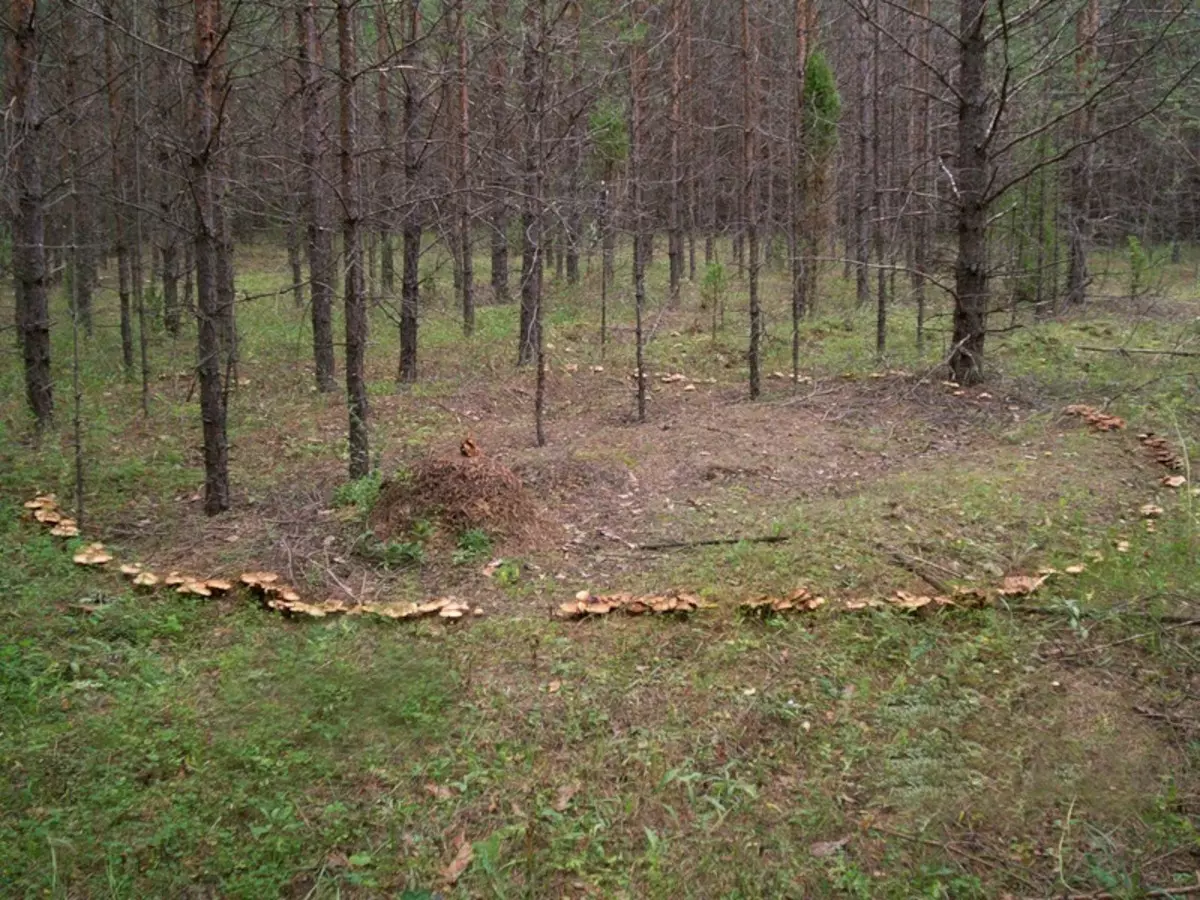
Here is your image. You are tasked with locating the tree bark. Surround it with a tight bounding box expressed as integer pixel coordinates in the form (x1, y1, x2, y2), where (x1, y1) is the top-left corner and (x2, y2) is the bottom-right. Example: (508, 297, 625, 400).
(742, 0, 761, 399)
(791, 0, 809, 383)
(398, 0, 422, 383)
(854, 10, 871, 310)
(872, 0, 886, 359)
(192, 0, 230, 514)
(488, 0, 511, 304)
(458, 0, 475, 335)
(376, 1, 395, 296)
(338, 0, 370, 479)
(632, 0, 649, 420)
(949, 0, 990, 386)
(517, 0, 542, 370)
(8, 0, 52, 429)
(64, 3, 94, 339)
(1065, 0, 1099, 307)
(910, 0, 931, 352)
(103, 1, 135, 376)
(153, 0, 181, 337)
(298, 0, 337, 392)
(667, 0, 685, 307)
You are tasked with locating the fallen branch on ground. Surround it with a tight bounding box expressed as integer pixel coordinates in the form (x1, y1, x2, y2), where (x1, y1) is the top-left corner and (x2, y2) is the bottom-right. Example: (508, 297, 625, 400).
(1023, 879, 1200, 899)
(1076, 345, 1200, 358)
(637, 534, 791, 551)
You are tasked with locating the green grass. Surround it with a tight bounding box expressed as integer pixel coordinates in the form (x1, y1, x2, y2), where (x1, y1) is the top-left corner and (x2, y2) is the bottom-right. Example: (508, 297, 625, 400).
(3, 238, 1200, 896)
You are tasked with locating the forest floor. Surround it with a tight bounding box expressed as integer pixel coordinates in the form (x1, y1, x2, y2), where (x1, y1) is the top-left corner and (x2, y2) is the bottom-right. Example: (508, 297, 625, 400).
(4, 242, 1200, 898)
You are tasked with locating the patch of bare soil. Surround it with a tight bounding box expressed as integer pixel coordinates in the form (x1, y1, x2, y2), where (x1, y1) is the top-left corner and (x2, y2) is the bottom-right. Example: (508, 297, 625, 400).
(440, 369, 1043, 551)
(87, 359, 1152, 617)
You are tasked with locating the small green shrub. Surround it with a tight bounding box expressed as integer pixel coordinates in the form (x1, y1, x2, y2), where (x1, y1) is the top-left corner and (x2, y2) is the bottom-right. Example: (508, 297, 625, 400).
(332, 471, 383, 512)
(452, 528, 492, 565)
(374, 540, 425, 570)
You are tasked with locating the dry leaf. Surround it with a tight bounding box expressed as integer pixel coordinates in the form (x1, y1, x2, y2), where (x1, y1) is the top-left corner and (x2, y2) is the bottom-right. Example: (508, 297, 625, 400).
(810, 836, 851, 858)
(441, 837, 474, 886)
(547, 680, 561, 694)
(424, 783, 454, 801)
(553, 781, 581, 812)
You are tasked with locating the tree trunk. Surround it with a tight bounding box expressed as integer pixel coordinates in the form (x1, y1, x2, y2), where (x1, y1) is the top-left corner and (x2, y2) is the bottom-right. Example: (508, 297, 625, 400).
(854, 11, 871, 310)
(949, 0, 990, 386)
(910, 0, 931, 352)
(376, 1, 395, 297)
(1065, 0, 1099, 307)
(518, 0, 548, 442)
(215, 201, 237, 374)
(517, 1, 542, 370)
(64, 3, 94, 339)
(742, 0, 761, 399)
(872, 0, 886, 358)
(162, 244, 180, 333)
(286, 220, 304, 307)
(398, 0, 422, 383)
(8, 0, 52, 429)
(488, 0, 511, 304)
(299, 0, 337, 391)
(565, 8, 582, 289)
(458, 0, 475, 335)
(338, 0, 370, 478)
(103, 2, 135, 376)
(152, 0, 181, 337)
(192, 0, 230, 514)
(791, 0, 809, 382)
(667, 0, 685, 307)
(632, 0, 649, 420)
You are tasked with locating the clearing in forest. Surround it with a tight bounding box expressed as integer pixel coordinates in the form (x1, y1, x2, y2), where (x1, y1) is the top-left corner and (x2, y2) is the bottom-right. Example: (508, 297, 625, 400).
(4, 247, 1200, 898)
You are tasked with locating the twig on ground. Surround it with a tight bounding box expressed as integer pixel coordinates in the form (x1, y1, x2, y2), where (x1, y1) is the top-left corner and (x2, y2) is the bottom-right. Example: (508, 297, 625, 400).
(1012, 606, 1200, 626)
(1076, 345, 1200, 358)
(1059, 617, 1200, 658)
(880, 543, 958, 594)
(637, 534, 791, 551)
(873, 825, 1042, 894)
(1024, 879, 1200, 899)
